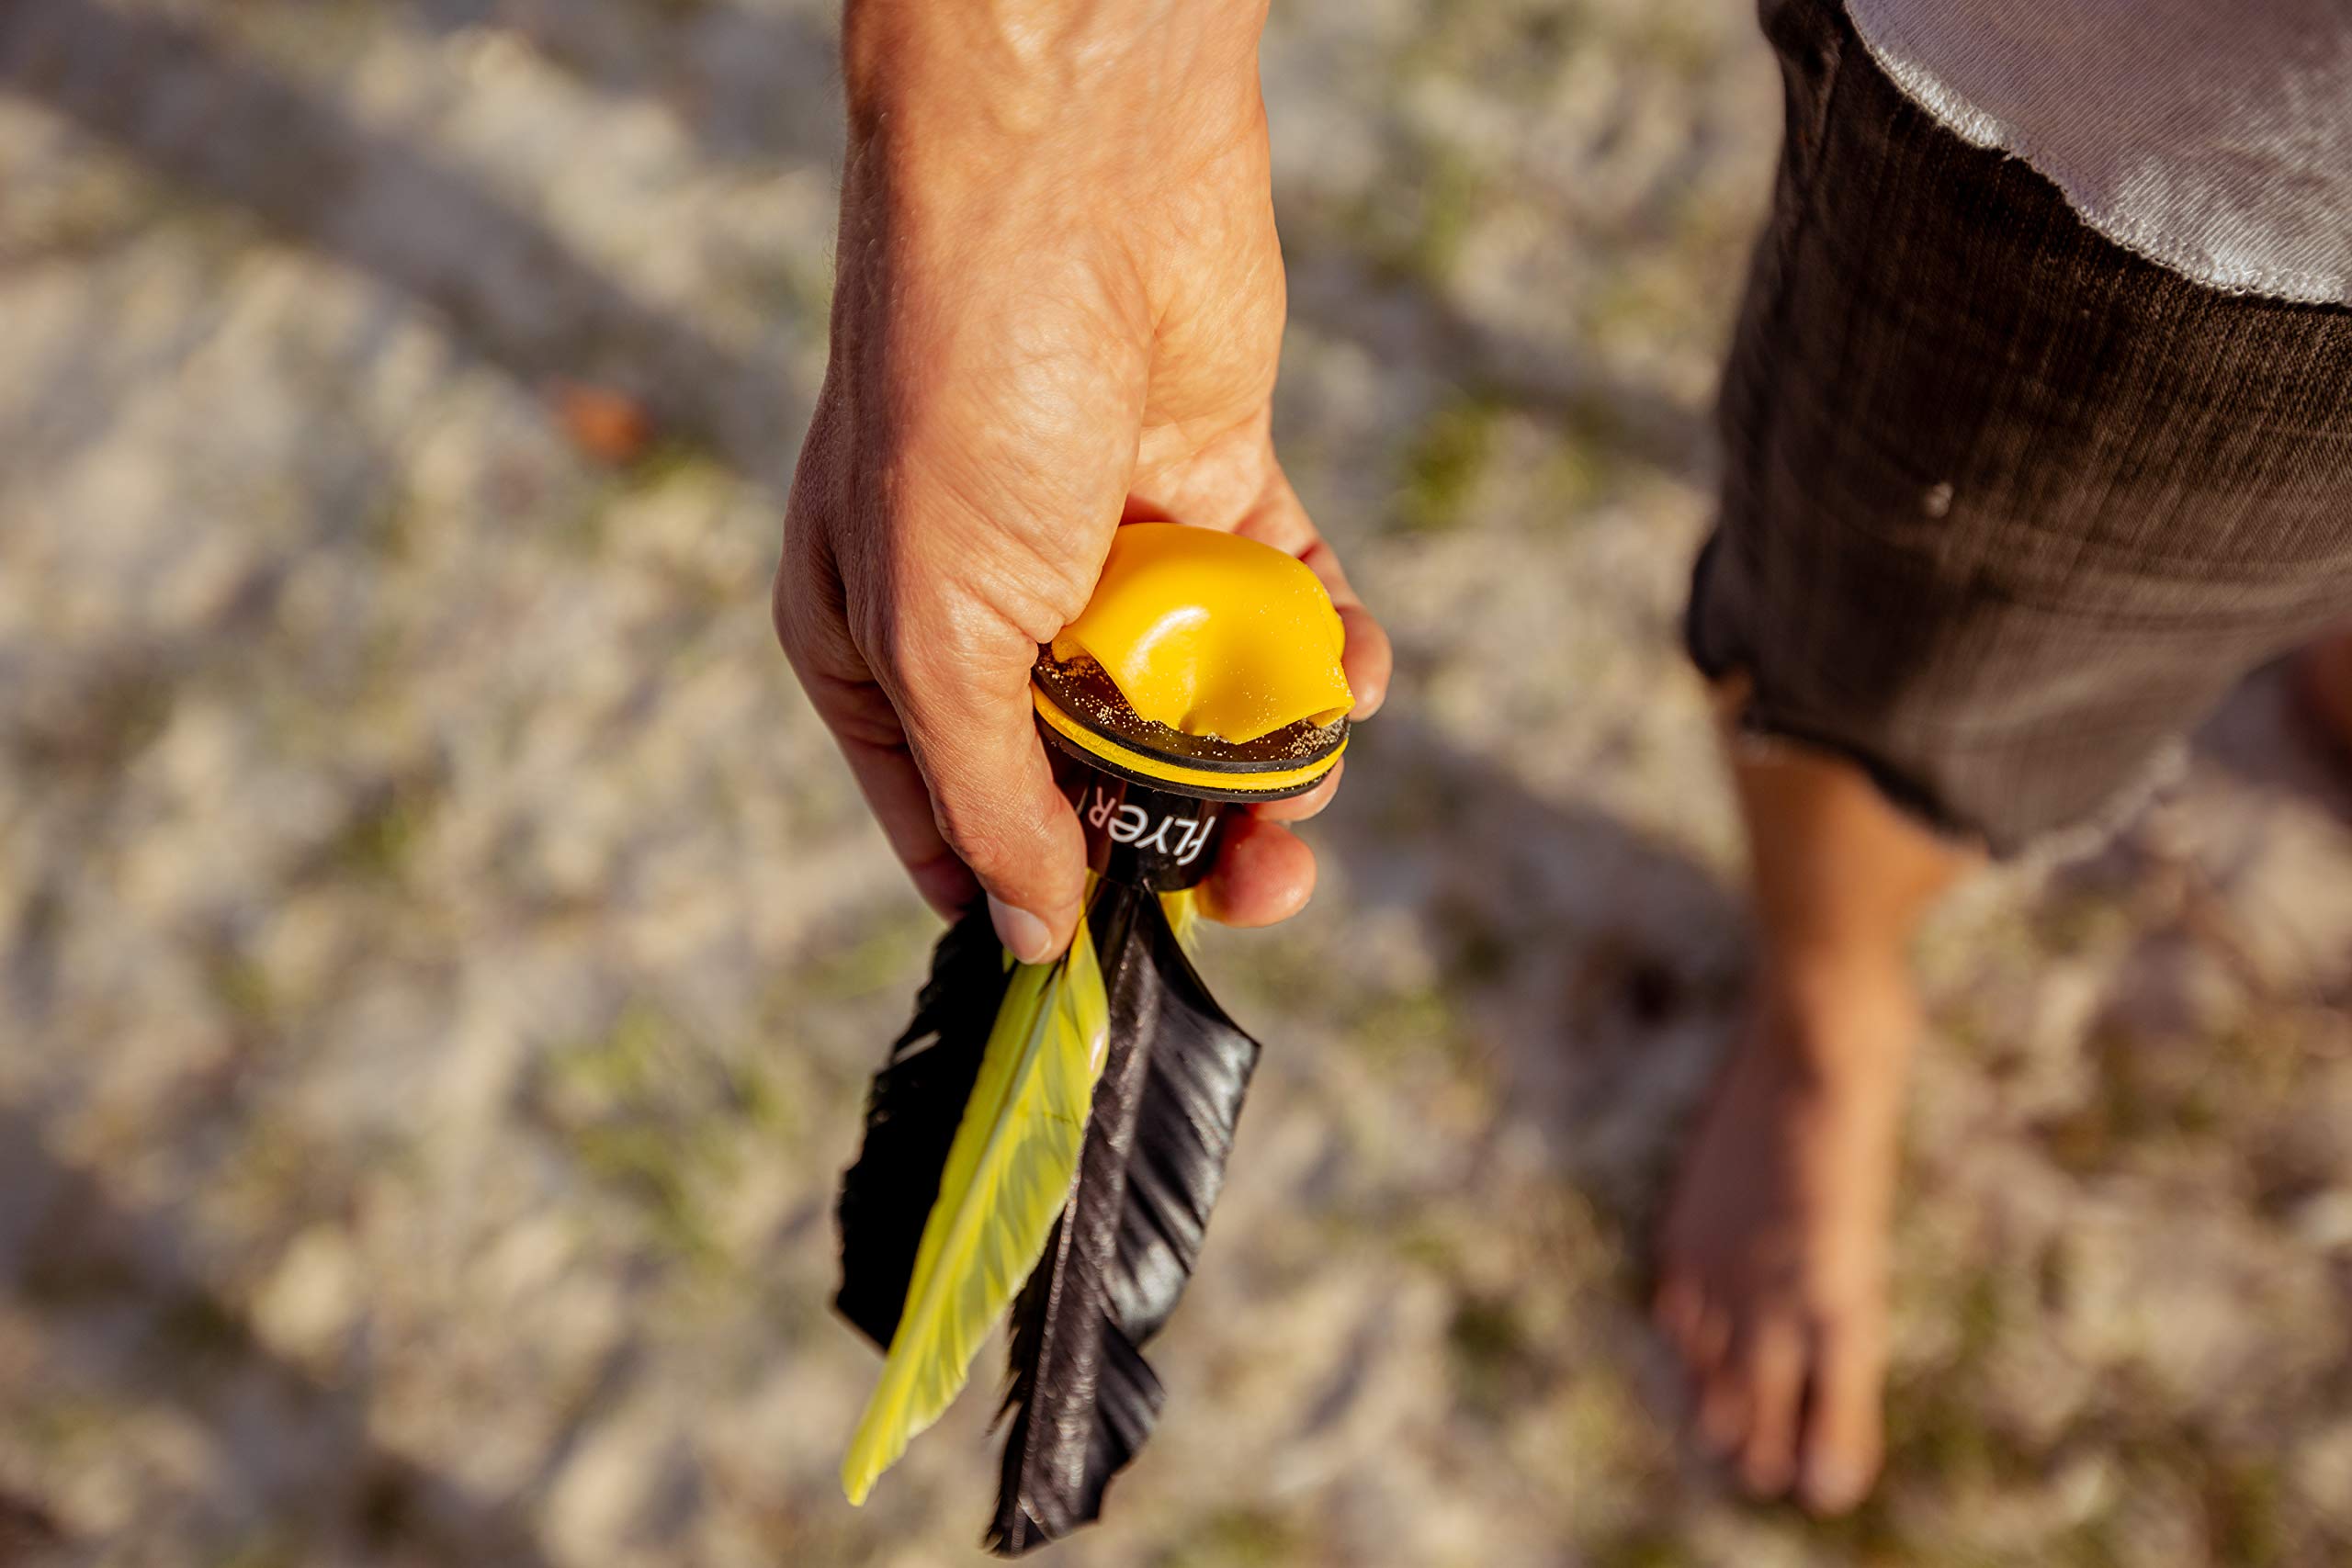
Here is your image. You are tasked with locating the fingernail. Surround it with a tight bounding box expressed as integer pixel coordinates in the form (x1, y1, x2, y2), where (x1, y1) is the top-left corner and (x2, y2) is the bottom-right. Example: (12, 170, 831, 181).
(988, 894, 1055, 964)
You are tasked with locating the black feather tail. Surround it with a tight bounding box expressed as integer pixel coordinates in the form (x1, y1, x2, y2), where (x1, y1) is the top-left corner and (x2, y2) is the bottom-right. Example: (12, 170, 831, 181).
(834, 905, 1012, 1350)
(988, 883, 1261, 1556)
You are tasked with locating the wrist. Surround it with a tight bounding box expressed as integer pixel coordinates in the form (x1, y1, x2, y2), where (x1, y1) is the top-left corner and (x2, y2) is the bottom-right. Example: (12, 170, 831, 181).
(842, 0, 1266, 177)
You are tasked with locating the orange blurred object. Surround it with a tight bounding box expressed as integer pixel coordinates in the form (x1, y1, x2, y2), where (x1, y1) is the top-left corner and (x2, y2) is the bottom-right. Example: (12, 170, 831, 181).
(551, 382, 655, 465)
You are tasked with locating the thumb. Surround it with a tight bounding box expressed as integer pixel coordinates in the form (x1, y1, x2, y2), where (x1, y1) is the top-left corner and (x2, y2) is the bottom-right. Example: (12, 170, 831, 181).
(883, 626, 1089, 964)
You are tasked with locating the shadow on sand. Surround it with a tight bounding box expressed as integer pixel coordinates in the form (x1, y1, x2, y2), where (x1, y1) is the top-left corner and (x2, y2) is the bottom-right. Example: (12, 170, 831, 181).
(399, 0, 843, 173)
(0, 1106, 565, 1565)
(1317, 711, 1748, 1221)
(0, 0, 806, 484)
(0, 4, 1759, 1555)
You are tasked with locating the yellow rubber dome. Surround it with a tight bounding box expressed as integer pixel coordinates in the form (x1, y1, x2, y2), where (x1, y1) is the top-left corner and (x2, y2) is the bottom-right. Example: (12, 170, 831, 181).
(1048, 523, 1352, 744)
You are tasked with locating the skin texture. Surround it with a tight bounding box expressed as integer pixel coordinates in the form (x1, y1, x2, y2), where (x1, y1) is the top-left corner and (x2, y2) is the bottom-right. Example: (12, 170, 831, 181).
(775, 0, 1389, 962)
(1660, 631, 2352, 1514)
(1655, 682, 1974, 1515)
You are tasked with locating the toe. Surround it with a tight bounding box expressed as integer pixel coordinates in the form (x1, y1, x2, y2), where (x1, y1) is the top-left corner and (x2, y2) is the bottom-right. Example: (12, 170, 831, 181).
(1732, 1317, 1805, 1497)
(1656, 1274, 1733, 1411)
(1693, 1356, 1752, 1461)
(1798, 1315, 1886, 1516)
(1690, 1298, 1730, 1372)
(1652, 1277, 1704, 1360)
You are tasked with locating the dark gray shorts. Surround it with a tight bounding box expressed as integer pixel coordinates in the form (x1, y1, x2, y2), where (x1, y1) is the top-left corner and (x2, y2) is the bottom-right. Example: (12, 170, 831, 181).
(1687, 0, 2352, 853)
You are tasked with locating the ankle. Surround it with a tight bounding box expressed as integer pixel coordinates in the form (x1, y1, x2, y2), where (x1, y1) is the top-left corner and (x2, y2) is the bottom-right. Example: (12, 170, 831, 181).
(1761, 936, 1915, 1009)
(1747, 950, 1919, 1082)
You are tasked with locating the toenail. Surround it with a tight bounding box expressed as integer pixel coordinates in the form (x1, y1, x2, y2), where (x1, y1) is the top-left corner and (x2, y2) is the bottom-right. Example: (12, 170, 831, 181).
(1801, 1452, 1870, 1514)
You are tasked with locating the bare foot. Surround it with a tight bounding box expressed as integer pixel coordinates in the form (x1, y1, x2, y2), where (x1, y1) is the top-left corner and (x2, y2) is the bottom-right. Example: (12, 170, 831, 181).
(1652, 958, 1915, 1515)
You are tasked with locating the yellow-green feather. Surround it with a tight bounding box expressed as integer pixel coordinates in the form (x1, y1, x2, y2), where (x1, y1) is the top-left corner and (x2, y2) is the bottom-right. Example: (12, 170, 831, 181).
(1159, 888, 1198, 950)
(841, 912, 1109, 1505)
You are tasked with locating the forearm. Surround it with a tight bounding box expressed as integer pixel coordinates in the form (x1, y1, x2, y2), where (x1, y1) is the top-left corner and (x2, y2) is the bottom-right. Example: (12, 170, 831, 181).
(823, 0, 1285, 477)
(841, 0, 1270, 188)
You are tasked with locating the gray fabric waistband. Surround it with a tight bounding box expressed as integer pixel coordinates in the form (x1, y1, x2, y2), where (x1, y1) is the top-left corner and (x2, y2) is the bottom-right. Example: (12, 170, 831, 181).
(1843, 0, 2352, 305)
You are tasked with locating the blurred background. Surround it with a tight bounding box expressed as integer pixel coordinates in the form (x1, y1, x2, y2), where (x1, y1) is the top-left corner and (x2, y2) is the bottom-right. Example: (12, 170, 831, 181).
(6, 1, 2352, 1564)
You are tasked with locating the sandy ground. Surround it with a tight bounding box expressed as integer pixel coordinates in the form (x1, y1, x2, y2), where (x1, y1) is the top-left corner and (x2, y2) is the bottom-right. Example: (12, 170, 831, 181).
(5, 2, 2352, 1564)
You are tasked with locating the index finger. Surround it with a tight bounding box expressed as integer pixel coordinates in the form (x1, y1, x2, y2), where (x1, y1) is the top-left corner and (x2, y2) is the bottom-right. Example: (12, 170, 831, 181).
(1232, 471, 1391, 720)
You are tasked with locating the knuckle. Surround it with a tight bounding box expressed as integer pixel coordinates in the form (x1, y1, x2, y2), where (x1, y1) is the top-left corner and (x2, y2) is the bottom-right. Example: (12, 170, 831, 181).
(860, 581, 1027, 717)
(931, 773, 1062, 880)
(929, 788, 1015, 874)
(771, 557, 851, 686)
(769, 565, 805, 657)
(774, 499, 836, 659)
(775, 393, 855, 658)
(858, 605, 953, 710)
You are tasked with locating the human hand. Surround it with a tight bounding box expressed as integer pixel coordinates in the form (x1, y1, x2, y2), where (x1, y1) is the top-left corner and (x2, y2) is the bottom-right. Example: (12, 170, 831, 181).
(775, 0, 1389, 962)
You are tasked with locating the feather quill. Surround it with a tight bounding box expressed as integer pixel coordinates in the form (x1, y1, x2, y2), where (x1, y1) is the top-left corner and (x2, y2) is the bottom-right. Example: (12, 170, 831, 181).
(988, 881, 1261, 1554)
(840, 908, 1109, 1506)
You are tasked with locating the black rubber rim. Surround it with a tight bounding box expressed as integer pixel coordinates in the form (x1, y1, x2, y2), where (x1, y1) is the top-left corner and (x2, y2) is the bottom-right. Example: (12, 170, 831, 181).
(1034, 716, 1339, 802)
(1031, 652, 1347, 779)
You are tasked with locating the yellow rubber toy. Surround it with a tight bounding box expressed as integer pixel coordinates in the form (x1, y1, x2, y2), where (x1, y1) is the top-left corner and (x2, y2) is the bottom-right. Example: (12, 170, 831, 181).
(1049, 524, 1352, 743)
(1034, 525, 1353, 802)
